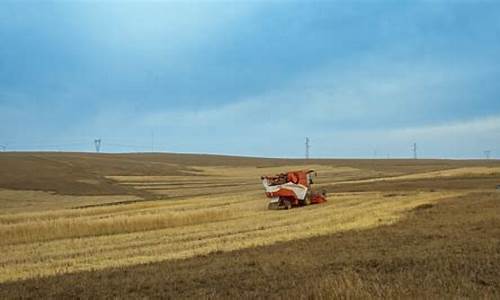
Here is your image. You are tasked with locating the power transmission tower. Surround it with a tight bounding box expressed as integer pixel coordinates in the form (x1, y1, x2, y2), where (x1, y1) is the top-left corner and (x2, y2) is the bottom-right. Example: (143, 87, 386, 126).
(94, 139, 101, 153)
(484, 150, 491, 160)
(305, 137, 310, 159)
(412, 143, 417, 159)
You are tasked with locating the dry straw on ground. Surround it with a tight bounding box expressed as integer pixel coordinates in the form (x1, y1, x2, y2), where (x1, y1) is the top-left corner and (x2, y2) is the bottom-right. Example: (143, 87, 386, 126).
(0, 163, 478, 283)
(0, 159, 499, 288)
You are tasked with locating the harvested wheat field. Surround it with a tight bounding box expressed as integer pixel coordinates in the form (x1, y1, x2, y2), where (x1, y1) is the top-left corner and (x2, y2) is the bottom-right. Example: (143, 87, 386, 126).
(0, 152, 499, 298)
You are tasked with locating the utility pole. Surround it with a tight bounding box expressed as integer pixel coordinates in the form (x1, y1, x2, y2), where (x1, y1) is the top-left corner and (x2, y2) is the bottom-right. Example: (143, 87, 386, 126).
(305, 137, 310, 159)
(94, 139, 101, 153)
(151, 131, 154, 153)
(412, 142, 417, 159)
(484, 150, 491, 160)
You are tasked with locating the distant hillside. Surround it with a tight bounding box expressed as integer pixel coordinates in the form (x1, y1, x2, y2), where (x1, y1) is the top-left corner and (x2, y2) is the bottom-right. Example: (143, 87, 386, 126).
(0, 152, 291, 195)
(1, 152, 498, 196)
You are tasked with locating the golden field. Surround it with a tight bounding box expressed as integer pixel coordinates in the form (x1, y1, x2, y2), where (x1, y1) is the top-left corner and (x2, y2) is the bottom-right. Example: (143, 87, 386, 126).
(0, 153, 499, 298)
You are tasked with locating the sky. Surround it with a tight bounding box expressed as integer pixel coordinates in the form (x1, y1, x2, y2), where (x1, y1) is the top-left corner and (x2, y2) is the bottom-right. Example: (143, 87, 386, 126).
(0, 0, 499, 158)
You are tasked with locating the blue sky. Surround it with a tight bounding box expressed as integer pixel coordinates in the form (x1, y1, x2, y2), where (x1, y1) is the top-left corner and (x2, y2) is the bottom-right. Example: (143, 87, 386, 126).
(1, 0, 499, 158)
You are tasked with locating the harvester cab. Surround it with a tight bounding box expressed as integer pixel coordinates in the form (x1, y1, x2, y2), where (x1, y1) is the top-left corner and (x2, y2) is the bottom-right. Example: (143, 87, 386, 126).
(261, 169, 327, 210)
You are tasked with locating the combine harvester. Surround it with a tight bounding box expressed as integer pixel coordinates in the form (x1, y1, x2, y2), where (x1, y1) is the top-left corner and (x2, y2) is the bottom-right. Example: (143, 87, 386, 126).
(261, 170, 327, 210)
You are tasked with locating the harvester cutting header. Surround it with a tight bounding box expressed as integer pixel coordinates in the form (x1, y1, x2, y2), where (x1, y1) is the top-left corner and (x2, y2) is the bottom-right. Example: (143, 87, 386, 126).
(261, 170, 327, 210)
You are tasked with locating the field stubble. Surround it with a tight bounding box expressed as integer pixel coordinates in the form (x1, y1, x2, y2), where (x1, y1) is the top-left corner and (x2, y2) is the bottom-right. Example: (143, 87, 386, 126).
(0, 164, 472, 283)
(0, 158, 499, 298)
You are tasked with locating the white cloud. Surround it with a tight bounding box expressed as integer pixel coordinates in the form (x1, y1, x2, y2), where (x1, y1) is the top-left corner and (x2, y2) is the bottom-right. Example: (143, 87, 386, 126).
(116, 54, 500, 157)
(140, 54, 480, 131)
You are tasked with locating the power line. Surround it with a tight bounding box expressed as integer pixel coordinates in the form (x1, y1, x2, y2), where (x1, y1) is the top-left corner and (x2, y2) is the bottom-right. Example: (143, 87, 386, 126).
(305, 137, 310, 159)
(106, 143, 150, 149)
(105, 143, 163, 153)
(3, 142, 88, 150)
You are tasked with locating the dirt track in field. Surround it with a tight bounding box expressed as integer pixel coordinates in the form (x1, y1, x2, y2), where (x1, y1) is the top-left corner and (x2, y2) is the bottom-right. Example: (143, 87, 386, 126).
(0, 152, 499, 298)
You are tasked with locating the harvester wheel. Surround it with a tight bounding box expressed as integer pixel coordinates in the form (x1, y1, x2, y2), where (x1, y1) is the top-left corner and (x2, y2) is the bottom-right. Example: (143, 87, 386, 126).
(268, 202, 279, 210)
(283, 199, 292, 210)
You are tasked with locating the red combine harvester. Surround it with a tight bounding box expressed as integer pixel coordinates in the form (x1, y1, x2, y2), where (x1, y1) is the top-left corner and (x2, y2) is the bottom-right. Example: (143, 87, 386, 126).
(261, 170, 327, 210)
